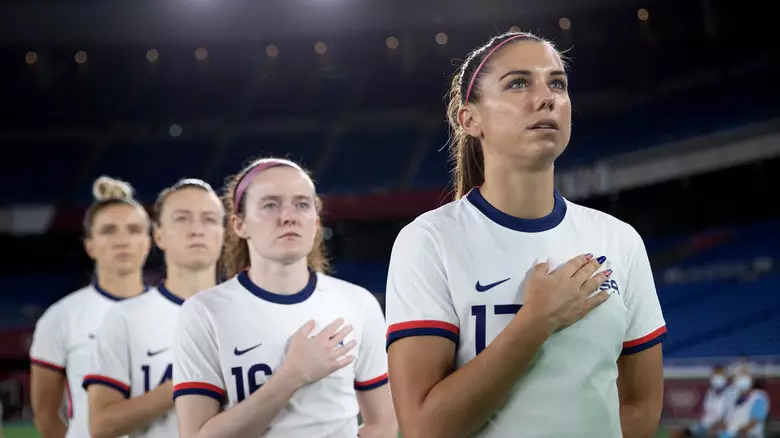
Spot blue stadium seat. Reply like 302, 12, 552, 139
0, 139, 93, 205
212, 132, 325, 192
76, 139, 216, 204
318, 128, 420, 193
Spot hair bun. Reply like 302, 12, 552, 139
92, 176, 134, 201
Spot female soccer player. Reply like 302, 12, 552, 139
385, 31, 667, 438
172, 158, 396, 438
83, 179, 224, 438
30, 176, 151, 438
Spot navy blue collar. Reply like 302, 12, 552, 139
93, 281, 149, 302
158, 283, 185, 306
237, 270, 317, 305
466, 187, 567, 232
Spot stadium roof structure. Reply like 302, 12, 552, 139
1, 0, 650, 44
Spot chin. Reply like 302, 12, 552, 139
181, 259, 215, 271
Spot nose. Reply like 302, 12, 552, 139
278, 205, 298, 226
533, 88, 555, 113
187, 220, 207, 237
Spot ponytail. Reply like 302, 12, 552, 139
446, 74, 485, 199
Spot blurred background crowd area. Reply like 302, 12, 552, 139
0, 0, 778, 435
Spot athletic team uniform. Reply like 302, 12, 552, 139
30, 283, 146, 438
386, 188, 667, 437
173, 271, 388, 438
83, 285, 183, 438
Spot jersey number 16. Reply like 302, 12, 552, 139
231, 364, 273, 402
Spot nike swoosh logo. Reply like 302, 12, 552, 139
234, 344, 262, 356
475, 278, 511, 292
146, 348, 170, 357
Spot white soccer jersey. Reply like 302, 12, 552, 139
173, 271, 388, 438
699, 386, 736, 429
386, 188, 667, 438
82, 285, 183, 438
29, 283, 146, 438
723, 389, 770, 438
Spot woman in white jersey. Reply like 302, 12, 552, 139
83, 178, 224, 438
720, 369, 770, 438
173, 157, 397, 438
30, 177, 151, 438
385, 31, 667, 438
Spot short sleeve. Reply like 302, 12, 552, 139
749, 391, 770, 421
82, 305, 131, 398
172, 299, 226, 402
353, 293, 389, 391
29, 304, 67, 372
621, 228, 667, 355
385, 220, 459, 350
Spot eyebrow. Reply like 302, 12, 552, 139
172, 209, 221, 216
499, 69, 568, 80
259, 195, 313, 201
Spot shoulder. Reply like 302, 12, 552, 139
108, 288, 160, 318
37, 285, 96, 322
394, 199, 469, 249
181, 280, 240, 318
316, 273, 379, 306
564, 199, 644, 247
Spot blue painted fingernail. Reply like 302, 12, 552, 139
597, 256, 607, 264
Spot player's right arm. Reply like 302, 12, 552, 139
174, 299, 356, 438
386, 221, 611, 438
29, 306, 68, 438
85, 305, 174, 438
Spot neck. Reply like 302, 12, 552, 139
248, 257, 310, 296
95, 269, 145, 299
164, 263, 217, 300
480, 157, 556, 219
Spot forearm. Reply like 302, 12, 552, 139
358, 420, 398, 438
619, 401, 661, 438
33, 412, 66, 438
196, 365, 303, 438
91, 384, 173, 438
409, 310, 552, 438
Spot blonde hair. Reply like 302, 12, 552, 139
220, 158, 329, 279
83, 176, 147, 237
92, 176, 135, 201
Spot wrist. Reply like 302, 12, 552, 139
274, 363, 308, 390
516, 304, 557, 338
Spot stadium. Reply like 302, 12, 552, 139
0, 0, 777, 436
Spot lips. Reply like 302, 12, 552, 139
528, 119, 559, 130
279, 232, 300, 239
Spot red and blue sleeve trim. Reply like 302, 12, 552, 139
82, 374, 131, 398
622, 325, 667, 355
173, 382, 226, 402
354, 373, 389, 391
30, 357, 65, 373
386, 320, 459, 350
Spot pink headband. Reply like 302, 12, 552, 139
233, 159, 304, 206
464, 34, 527, 104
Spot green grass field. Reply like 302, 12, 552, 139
1, 422, 673, 438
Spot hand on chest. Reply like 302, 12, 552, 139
218, 309, 359, 401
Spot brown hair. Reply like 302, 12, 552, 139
446, 31, 559, 199
83, 176, 147, 237
220, 158, 329, 279
152, 178, 219, 226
